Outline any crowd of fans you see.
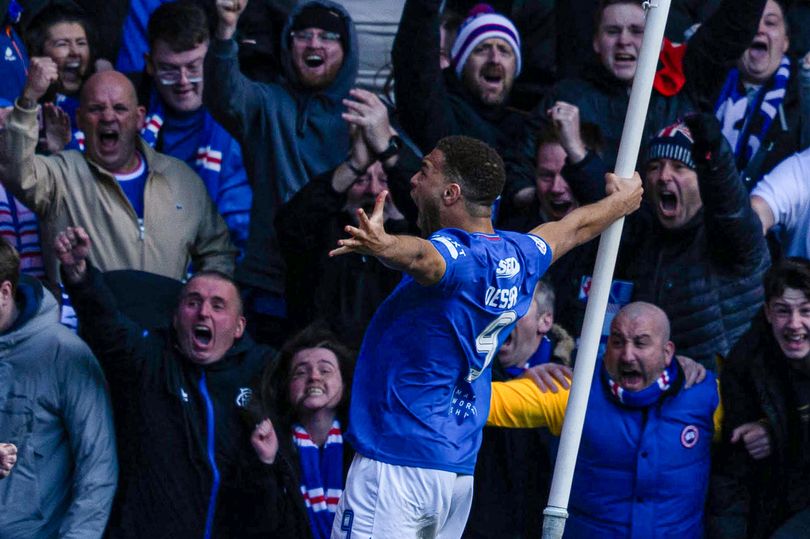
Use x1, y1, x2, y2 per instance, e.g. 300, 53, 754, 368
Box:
0, 0, 809, 537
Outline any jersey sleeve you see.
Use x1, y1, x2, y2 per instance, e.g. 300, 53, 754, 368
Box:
525, 233, 554, 277
428, 229, 474, 292
487, 378, 569, 435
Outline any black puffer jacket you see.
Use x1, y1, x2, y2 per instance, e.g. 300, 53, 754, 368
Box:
619, 119, 770, 369
65, 267, 310, 539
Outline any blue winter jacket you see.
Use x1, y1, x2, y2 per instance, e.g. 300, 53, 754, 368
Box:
567, 364, 719, 539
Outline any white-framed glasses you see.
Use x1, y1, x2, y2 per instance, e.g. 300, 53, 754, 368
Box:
155, 65, 203, 86
290, 30, 341, 43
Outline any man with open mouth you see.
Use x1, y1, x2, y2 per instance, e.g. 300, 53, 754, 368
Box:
0, 62, 237, 288
487, 301, 721, 538
712, 258, 810, 537
206, 0, 359, 348
547, 0, 789, 178
57, 225, 309, 538
617, 114, 770, 369
393, 2, 539, 214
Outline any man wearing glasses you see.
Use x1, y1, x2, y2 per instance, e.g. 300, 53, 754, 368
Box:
139, 1, 252, 258
206, 0, 361, 348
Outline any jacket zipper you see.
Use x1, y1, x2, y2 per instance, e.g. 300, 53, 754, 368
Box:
198, 372, 220, 539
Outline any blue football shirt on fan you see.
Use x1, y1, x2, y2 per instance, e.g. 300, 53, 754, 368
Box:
347, 228, 553, 474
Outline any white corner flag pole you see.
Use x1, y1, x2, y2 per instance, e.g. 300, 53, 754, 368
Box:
541, 1, 672, 538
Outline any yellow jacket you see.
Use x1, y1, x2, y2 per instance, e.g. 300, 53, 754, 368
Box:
488, 376, 724, 440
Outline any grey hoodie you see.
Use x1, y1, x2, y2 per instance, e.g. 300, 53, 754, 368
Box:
205, 0, 359, 295
0, 276, 117, 538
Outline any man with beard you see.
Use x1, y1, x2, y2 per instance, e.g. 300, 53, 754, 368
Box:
275, 88, 411, 348
488, 302, 721, 537
329, 134, 643, 538
206, 0, 361, 348
393, 1, 537, 207
0, 65, 236, 286
56, 226, 310, 538
711, 258, 810, 538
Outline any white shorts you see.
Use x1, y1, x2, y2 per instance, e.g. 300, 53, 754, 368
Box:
330, 454, 474, 539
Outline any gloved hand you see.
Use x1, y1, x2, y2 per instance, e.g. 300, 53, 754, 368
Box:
684, 113, 727, 166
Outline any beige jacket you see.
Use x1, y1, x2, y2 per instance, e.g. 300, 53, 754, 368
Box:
1, 102, 236, 284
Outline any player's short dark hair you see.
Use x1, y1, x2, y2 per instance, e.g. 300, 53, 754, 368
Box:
181, 270, 243, 315
436, 135, 505, 211
764, 257, 810, 303
25, 2, 96, 58
147, 1, 209, 52
594, 0, 643, 32
0, 238, 20, 295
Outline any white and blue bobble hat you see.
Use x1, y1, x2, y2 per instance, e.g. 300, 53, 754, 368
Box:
450, 3, 522, 79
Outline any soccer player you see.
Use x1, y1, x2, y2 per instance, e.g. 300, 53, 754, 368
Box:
329, 135, 642, 539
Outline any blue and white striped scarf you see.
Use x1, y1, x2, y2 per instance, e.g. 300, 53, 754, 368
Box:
293, 420, 343, 539
715, 56, 791, 170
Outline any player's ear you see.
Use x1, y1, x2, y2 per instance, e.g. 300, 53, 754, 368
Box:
443, 183, 462, 205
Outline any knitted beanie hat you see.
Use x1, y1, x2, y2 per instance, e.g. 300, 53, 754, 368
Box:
291, 5, 348, 50
647, 121, 695, 169
450, 3, 521, 78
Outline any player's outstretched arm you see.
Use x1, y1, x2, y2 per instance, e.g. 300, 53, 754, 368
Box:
330, 190, 446, 285
531, 172, 642, 263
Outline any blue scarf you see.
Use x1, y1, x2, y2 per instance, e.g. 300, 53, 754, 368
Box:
715, 56, 791, 171
293, 420, 343, 539
601, 358, 680, 409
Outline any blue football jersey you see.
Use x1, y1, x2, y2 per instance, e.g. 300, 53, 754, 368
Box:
347, 228, 553, 474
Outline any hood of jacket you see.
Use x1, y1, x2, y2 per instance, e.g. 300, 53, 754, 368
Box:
0, 275, 58, 347
280, 0, 358, 99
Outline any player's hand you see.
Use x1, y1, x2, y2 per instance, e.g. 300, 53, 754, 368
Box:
731, 421, 772, 460
251, 418, 278, 465
675, 355, 706, 388
54, 226, 92, 283
215, 0, 248, 39
22, 57, 58, 104
605, 171, 643, 216
330, 190, 396, 258
0, 443, 17, 479
547, 101, 586, 163
521, 363, 572, 393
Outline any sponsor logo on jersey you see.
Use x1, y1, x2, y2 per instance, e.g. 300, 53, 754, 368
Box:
433, 235, 466, 259
529, 235, 548, 255
4, 47, 15, 62
681, 425, 699, 448
496, 257, 521, 279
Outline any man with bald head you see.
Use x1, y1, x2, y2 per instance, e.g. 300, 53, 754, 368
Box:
488, 301, 722, 537
0, 61, 236, 286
